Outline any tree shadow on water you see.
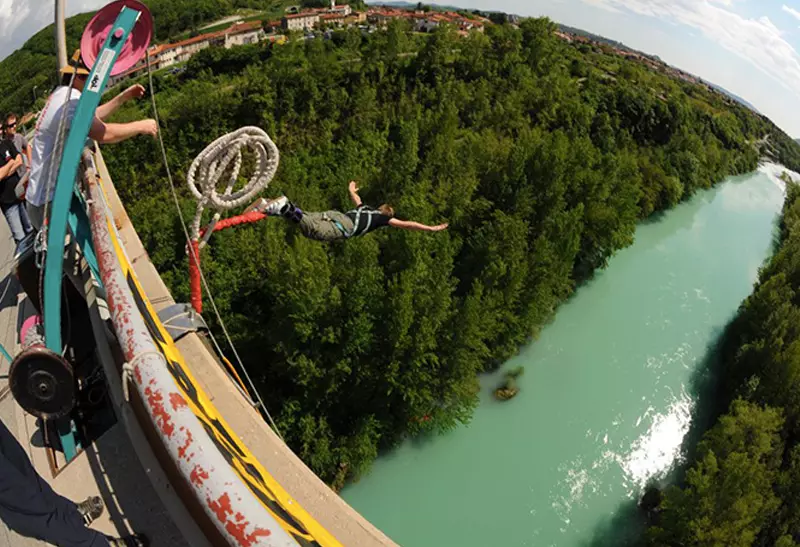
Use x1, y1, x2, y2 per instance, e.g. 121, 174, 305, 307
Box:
584, 319, 737, 547
582, 497, 646, 547
678, 320, 735, 472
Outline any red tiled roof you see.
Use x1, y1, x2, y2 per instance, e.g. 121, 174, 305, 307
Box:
284, 12, 320, 20
164, 30, 225, 52
227, 21, 262, 34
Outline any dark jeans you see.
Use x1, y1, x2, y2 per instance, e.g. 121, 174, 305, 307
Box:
0, 419, 109, 546
0, 201, 32, 244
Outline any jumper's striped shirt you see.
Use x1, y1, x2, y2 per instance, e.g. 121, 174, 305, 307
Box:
344, 205, 392, 236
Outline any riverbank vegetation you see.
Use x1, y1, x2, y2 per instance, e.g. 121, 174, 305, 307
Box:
644, 182, 800, 547
97, 18, 800, 486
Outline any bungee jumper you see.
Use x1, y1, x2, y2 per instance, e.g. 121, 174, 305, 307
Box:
245, 181, 449, 241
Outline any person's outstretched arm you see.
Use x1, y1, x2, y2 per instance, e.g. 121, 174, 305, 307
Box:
348, 180, 362, 207
96, 84, 146, 121
388, 218, 448, 232
89, 117, 158, 145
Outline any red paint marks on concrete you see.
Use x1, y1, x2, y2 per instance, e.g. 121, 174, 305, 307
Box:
207, 493, 271, 547
226, 521, 271, 546
144, 386, 175, 438
190, 465, 209, 487
178, 429, 194, 459
169, 392, 188, 411
208, 493, 232, 524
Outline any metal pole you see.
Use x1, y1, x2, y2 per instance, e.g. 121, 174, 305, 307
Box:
55, 0, 67, 71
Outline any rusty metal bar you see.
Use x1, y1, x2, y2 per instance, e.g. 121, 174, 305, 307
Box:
82, 151, 298, 547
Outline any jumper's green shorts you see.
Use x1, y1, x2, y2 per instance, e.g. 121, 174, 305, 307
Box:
298, 211, 353, 241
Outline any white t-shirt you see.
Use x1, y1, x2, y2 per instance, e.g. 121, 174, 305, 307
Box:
28, 86, 81, 207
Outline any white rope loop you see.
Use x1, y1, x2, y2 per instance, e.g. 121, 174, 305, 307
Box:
187, 126, 279, 240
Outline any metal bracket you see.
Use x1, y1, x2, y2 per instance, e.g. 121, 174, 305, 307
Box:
156, 303, 209, 342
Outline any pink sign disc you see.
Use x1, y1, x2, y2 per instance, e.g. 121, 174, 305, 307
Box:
80, 0, 153, 76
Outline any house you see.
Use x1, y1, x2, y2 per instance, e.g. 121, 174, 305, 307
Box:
108, 44, 164, 86
320, 12, 347, 27
224, 21, 265, 48
367, 9, 401, 26
329, 2, 352, 16
342, 12, 367, 26
282, 12, 320, 31
415, 18, 439, 32
554, 31, 572, 42
158, 31, 225, 68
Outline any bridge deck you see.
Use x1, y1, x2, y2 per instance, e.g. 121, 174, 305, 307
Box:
0, 212, 189, 546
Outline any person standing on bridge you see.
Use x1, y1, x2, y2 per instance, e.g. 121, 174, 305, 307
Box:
27, 51, 158, 229
0, 418, 148, 546
245, 181, 449, 241
4, 113, 32, 186
0, 137, 33, 253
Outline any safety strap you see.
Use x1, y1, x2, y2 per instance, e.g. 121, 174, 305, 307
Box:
332, 219, 350, 238
349, 206, 381, 237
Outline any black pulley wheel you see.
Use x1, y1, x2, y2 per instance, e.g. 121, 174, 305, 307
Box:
9, 347, 75, 420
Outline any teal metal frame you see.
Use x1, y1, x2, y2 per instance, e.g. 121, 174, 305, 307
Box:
0, 342, 12, 365
44, 5, 142, 461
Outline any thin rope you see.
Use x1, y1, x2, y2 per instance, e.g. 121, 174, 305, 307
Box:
145, 51, 284, 441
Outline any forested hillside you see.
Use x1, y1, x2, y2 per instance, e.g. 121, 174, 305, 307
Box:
0, 0, 291, 120
94, 17, 800, 487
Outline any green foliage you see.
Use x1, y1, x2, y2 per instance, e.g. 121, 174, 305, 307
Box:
142, 0, 233, 41
647, 401, 784, 546
99, 19, 798, 487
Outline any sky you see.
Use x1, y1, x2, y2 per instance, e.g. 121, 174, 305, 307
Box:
3, 0, 800, 135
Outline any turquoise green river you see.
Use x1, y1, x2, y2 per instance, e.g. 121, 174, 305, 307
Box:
342, 165, 789, 547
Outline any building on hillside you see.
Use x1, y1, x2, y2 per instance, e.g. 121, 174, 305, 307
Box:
457, 18, 484, 32
367, 8, 400, 26
109, 44, 164, 86
343, 12, 367, 25
224, 21, 265, 48
158, 31, 225, 68
282, 12, 320, 31
320, 12, 347, 27
554, 31, 572, 42
415, 18, 440, 32
329, 2, 352, 16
